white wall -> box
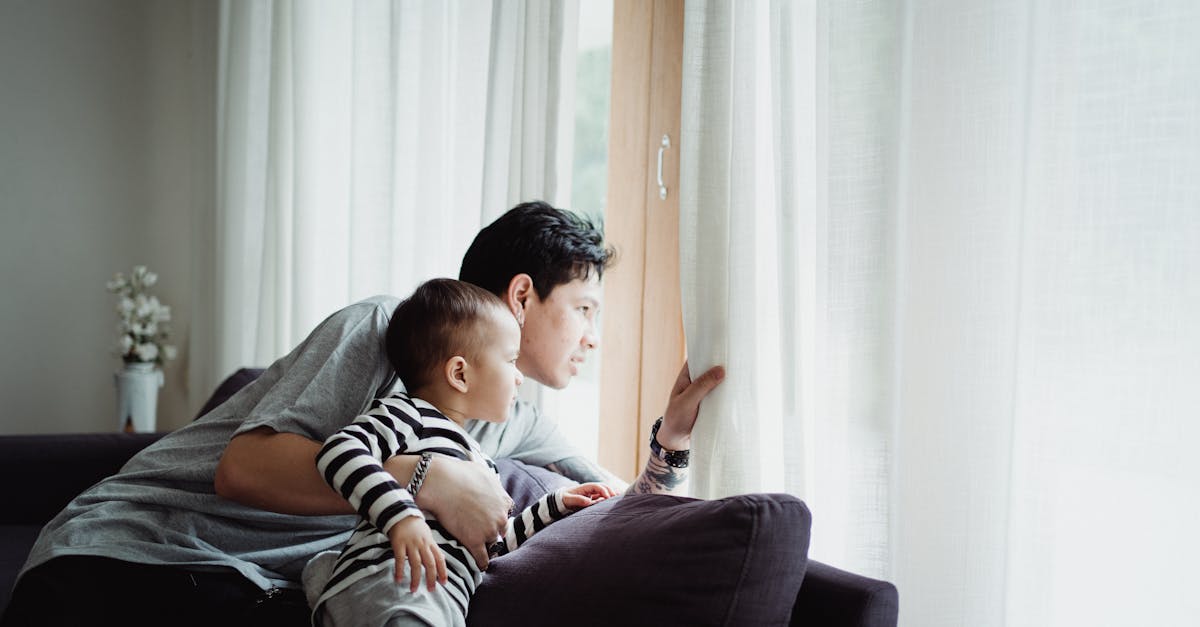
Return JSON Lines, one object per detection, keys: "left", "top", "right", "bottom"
{"left": 0, "top": 0, "right": 215, "bottom": 434}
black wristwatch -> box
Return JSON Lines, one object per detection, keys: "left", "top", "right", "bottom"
{"left": 649, "top": 417, "right": 691, "bottom": 468}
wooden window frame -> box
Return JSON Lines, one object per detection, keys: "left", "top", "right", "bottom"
{"left": 598, "top": 0, "right": 685, "bottom": 482}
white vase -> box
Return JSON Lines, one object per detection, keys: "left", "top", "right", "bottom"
{"left": 115, "top": 362, "right": 164, "bottom": 433}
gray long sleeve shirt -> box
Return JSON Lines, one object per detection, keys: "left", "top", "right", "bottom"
{"left": 21, "top": 296, "right": 578, "bottom": 591}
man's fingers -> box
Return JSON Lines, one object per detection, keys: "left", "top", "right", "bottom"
{"left": 469, "top": 543, "right": 489, "bottom": 571}
{"left": 658, "top": 364, "right": 726, "bottom": 449}
{"left": 695, "top": 364, "right": 726, "bottom": 388}
{"left": 670, "top": 362, "right": 692, "bottom": 397}
{"left": 681, "top": 365, "right": 725, "bottom": 405}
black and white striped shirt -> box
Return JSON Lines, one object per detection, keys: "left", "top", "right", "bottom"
{"left": 312, "top": 392, "right": 572, "bottom": 616}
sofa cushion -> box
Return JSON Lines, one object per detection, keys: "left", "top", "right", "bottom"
{"left": 195, "top": 368, "right": 267, "bottom": 419}
{"left": 493, "top": 458, "right": 577, "bottom": 511}
{"left": 0, "top": 525, "right": 43, "bottom": 616}
{"left": 0, "top": 433, "right": 164, "bottom": 525}
{"left": 469, "top": 491, "right": 811, "bottom": 627}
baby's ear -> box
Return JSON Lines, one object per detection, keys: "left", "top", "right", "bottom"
{"left": 444, "top": 356, "right": 469, "bottom": 393}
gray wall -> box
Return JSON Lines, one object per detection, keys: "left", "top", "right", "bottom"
{"left": 0, "top": 0, "right": 216, "bottom": 434}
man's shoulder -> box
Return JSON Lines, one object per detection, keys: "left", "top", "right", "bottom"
{"left": 311, "top": 295, "right": 400, "bottom": 337}
{"left": 345, "top": 294, "right": 401, "bottom": 316}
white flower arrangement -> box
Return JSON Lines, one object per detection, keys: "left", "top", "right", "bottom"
{"left": 106, "top": 265, "right": 177, "bottom": 366}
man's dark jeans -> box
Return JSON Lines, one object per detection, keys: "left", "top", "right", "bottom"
{"left": 1, "top": 555, "right": 308, "bottom": 627}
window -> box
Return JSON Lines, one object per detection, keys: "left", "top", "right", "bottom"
{"left": 532, "top": 0, "right": 613, "bottom": 463}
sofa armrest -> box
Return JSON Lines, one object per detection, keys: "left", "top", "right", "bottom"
{"left": 791, "top": 560, "right": 899, "bottom": 627}
{"left": 0, "top": 433, "right": 164, "bottom": 525}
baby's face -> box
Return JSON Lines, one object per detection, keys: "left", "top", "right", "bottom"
{"left": 465, "top": 309, "right": 524, "bottom": 423}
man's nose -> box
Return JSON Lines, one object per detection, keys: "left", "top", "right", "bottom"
{"left": 515, "top": 370, "right": 524, "bottom": 386}
{"left": 582, "top": 325, "right": 599, "bottom": 351}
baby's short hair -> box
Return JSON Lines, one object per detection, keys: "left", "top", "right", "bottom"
{"left": 386, "top": 278, "right": 508, "bottom": 392}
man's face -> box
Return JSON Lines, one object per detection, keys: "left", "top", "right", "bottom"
{"left": 518, "top": 275, "right": 602, "bottom": 389}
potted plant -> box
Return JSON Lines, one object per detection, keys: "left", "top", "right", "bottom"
{"left": 107, "top": 265, "right": 177, "bottom": 432}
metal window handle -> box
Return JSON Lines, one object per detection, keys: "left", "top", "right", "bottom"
{"left": 657, "top": 134, "right": 670, "bottom": 200}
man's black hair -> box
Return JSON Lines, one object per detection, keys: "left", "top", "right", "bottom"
{"left": 386, "top": 278, "right": 507, "bottom": 392}
{"left": 459, "top": 200, "right": 615, "bottom": 299}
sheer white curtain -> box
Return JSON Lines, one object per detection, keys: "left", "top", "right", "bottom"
{"left": 680, "top": 1, "right": 1200, "bottom": 625}
{"left": 198, "top": 0, "right": 577, "bottom": 396}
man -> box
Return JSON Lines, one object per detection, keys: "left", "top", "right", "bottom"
{"left": 2, "top": 201, "right": 723, "bottom": 626}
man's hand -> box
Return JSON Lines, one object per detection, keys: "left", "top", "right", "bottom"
{"left": 656, "top": 361, "right": 726, "bottom": 450}
{"left": 413, "top": 455, "right": 513, "bottom": 571}
{"left": 560, "top": 482, "right": 617, "bottom": 512}
{"left": 627, "top": 361, "right": 725, "bottom": 496}
{"left": 386, "top": 517, "right": 447, "bottom": 592}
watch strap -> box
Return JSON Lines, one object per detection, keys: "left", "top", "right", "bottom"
{"left": 649, "top": 417, "right": 691, "bottom": 468}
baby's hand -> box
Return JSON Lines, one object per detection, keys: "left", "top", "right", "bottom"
{"left": 386, "top": 517, "right": 448, "bottom": 592}
{"left": 561, "top": 482, "right": 618, "bottom": 511}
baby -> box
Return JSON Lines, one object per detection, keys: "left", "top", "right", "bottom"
{"left": 302, "top": 278, "right": 613, "bottom": 627}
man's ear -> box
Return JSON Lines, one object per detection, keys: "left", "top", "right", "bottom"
{"left": 444, "top": 356, "right": 469, "bottom": 394}
{"left": 504, "top": 273, "right": 535, "bottom": 326}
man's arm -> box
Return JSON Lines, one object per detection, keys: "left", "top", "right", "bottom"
{"left": 215, "top": 427, "right": 354, "bottom": 515}
{"left": 627, "top": 456, "right": 687, "bottom": 495}
{"left": 215, "top": 426, "right": 512, "bottom": 568}
{"left": 624, "top": 362, "right": 725, "bottom": 496}
{"left": 545, "top": 363, "right": 724, "bottom": 496}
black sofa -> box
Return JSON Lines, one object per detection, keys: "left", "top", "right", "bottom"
{"left": 1, "top": 373, "right": 898, "bottom": 626}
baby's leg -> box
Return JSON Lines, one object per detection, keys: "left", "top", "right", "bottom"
{"left": 301, "top": 550, "right": 339, "bottom": 610}
{"left": 317, "top": 558, "right": 467, "bottom": 627}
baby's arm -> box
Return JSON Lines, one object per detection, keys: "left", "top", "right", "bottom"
{"left": 490, "top": 483, "right": 617, "bottom": 556}
{"left": 316, "top": 401, "right": 422, "bottom": 532}
{"left": 317, "top": 399, "right": 447, "bottom": 589}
